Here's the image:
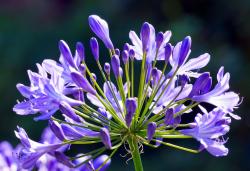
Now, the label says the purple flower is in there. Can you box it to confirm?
[168,40,210,78]
[188,72,212,98]
[164,43,172,64]
[88,15,114,49]
[140,22,151,52]
[164,107,182,126]
[147,122,157,141]
[191,67,241,120]
[71,71,97,95]
[49,120,66,141]
[180,108,231,157]
[156,32,164,49]
[59,40,76,68]
[104,63,111,75]
[15,126,65,170]
[42,40,87,85]
[90,37,99,61]
[13,15,242,170]
[48,115,100,142]
[59,101,81,122]
[100,128,112,149]
[151,68,161,87]
[164,108,174,125]
[178,36,192,66]
[122,50,129,64]
[125,98,137,127]
[13,65,82,120]
[76,41,85,62]
[129,23,172,63]
[111,55,121,78]
[115,48,120,56]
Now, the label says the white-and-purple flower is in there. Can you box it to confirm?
[181,108,231,157]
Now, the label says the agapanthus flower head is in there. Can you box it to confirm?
[14,14,241,171]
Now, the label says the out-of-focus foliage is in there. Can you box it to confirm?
[0,0,249,170]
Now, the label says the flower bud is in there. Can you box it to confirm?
[125,98,137,127]
[104,63,110,75]
[115,48,120,56]
[90,37,99,61]
[164,108,181,126]
[59,101,81,122]
[61,124,83,139]
[140,22,151,52]
[164,108,174,125]
[59,40,75,68]
[156,32,164,49]
[151,68,161,86]
[123,43,130,51]
[88,15,114,49]
[49,120,66,141]
[129,49,135,60]
[111,55,120,78]
[178,36,191,66]
[71,71,97,95]
[164,43,172,64]
[100,128,112,149]
[122,50,129,64]
[147,122,157,141]
[76,42,85,62]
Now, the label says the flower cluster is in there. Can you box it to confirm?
[13,14,241,170]
[1,127,110,171]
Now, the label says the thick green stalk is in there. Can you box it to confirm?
[127,136,144,171]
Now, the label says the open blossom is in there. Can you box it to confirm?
[13,63,83,120]
[180,108,231,157]
[13,14,241,171]
[14,126,110,170]
[191,67,241,119]
[14,126,66,170]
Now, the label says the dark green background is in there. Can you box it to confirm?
[0,0,249,170]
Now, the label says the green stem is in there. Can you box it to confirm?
[127,136,144,171]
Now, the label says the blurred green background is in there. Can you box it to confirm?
[0,0,249,170]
